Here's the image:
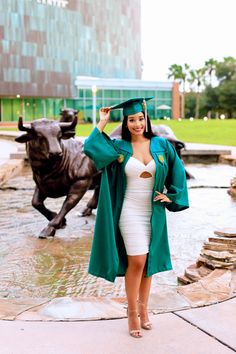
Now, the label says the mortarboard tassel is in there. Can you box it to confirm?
[143,99,148,132]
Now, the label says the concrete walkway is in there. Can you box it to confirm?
[0,298,236,354]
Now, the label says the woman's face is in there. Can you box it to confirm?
[127,112,145,136]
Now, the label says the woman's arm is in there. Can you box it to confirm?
[97,107,110,132]
[164,140,189,212]
[83,107,120,170]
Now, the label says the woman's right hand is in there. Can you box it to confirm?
[97,107,111,132]
[99,107,111,122]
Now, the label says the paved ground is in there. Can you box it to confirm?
[1,298,236,354]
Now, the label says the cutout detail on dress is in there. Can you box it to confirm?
[139,171,152,178]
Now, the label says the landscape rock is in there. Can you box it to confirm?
[214,228,236,238]
[179,229,236,285]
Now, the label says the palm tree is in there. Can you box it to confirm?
[168,63,190,118]
[188,68,206,118]
[204,58,218,86]
[203,58,218,118]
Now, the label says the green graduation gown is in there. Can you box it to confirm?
[84,127,189,282]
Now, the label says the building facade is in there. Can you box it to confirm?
[0,0,179,121]
[74,77,179,121]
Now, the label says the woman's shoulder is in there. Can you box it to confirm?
[113,139,132,153]
[151,136,168,150]
[113,138,122,147]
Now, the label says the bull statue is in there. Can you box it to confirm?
[110,123,193,179]
[60,108,78,123]
[15,116,100,238]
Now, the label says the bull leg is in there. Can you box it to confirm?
[80,185,100,216]
[32,187,66,239]
[39,180,90,238]
[32,187,57,221]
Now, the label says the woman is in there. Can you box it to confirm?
[84,97,189,338]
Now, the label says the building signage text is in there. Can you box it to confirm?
[36,0,69,8]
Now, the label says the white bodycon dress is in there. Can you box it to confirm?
[119,156,156,256]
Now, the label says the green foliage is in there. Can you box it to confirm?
[168,63,190,91]
[204,58,218,85]
[169,56,236,118]
[218,80,236,117]
[168,63,190,118]
[185,92,196,118]
[215,57,236,82]
[200,85,220,117]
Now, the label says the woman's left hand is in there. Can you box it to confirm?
[154,191,171,203]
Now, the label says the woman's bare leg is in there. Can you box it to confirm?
[139,269,152,305]
[138,269,152,329]
[125,254,147,337]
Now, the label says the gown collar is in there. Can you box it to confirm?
[117,137,165,153]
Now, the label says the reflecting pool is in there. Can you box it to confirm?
[0,164,235,299]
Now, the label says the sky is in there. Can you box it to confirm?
[141,0,236,82]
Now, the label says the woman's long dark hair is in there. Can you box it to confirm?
[121,112,155,141]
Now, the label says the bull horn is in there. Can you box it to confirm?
[18,116,32,132]
[59,115,78,130]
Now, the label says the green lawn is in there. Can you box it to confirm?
[151,119,236,146]
[75,119,236,146]
[1,119,236,146]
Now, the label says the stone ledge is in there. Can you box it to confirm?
[177,269,236,308]
[214,228,236,238]
[9,152,27,160]
[220,154,236,166]
[1,273,235,322]
[0,131,20,142]
[0,297,127,322]
[0,159,24,186]
[182,149,232,156]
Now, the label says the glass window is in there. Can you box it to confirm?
[122,90,133,99]
[3,99,14,121]
[103,90,112,99]
[24,99,34,121]
[77,89,84,98]
[96,89,103,99]
[85,89,92,98]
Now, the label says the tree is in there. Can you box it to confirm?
[201,85,220,118]
[218,80,236,117]
[215,56,236,82]
[204,58,218,86]
[168,63,190,118]
[213,57,236,117]
[168,57,236,118]
[188,68,206,118]
[185,92,196,118]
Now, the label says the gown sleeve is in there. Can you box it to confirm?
[83,127,120,170]
[164,140,189,212]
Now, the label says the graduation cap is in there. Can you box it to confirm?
[110,97,153,132]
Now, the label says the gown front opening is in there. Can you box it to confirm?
[119,156,156,256]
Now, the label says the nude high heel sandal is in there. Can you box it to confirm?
[127,309,142,338]
[138,301,152,330]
